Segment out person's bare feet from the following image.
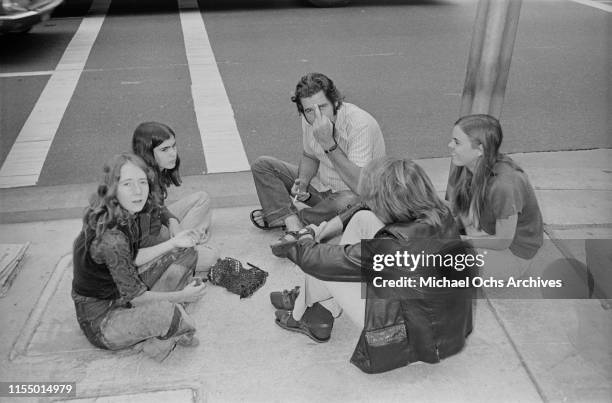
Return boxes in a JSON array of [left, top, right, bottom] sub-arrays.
[[251, 210, 266, 227]]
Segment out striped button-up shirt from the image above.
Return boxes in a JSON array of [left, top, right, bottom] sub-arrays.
[[302, 102, 385, 192]]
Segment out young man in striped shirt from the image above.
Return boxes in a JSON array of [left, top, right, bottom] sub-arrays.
[[250, 72, 385, 233]]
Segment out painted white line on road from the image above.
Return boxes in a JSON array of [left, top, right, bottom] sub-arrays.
[[568, 0, 612, 12], [177, 0, 250, 173], [0, 0, 110, 188], [0, 71, 54, 78]]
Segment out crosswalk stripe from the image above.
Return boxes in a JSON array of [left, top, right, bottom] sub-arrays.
[[177, 0, 250, 173], [0, 0, 111, 188]]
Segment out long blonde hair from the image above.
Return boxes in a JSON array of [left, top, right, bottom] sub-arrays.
[[358, 157, 451, 227]]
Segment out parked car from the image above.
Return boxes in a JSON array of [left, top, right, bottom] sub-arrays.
[[0, 0, 64, 34], [0, 0, 346, 35]]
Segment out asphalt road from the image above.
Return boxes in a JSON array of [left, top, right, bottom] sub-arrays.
[[0, 0, 609, 187]]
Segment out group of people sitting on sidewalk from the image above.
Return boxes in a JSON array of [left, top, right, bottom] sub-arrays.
[[71, 72, 543, 368]]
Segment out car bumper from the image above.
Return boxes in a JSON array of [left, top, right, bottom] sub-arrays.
[[0, 0, 64, 33]]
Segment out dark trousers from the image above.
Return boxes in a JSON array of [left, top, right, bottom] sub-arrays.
[[251, 156, 360, 226]]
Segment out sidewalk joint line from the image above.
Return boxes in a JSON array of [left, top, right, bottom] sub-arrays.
[[485, 298, 549, 403], [9, 254, 72, 361], [545, 223, 612, 230]]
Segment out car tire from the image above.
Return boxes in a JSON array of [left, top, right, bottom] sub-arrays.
[[306, 0, 350, 7]]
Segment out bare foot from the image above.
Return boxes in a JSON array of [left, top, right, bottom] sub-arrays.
[[252, 210, 284, 229]]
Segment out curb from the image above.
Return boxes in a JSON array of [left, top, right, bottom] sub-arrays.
[[0, 171, 258, 224]]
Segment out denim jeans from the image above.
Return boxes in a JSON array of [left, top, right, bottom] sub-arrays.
[[167, 191, 212, 243], [251, 156, 360, 226], [73, 247, 197, 351]]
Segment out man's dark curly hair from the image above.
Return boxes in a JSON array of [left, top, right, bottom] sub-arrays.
[[291, 72, 344, 115]]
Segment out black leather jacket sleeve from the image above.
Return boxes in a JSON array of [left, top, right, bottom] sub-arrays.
[[286, 238, 365, 282], [337, 201, 370, 230]]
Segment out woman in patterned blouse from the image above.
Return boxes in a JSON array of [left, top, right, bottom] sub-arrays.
[[72, 153, 207, 361]]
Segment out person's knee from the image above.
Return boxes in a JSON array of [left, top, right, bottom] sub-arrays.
[[349, 210, 379, 226], [193, 191, 211, 207], [251, 156, 277, 174], [147, 301, 176, 324], [341, 210, 384, 244]]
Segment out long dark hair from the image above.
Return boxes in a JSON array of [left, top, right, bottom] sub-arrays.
[[132, 122, 182, 200], [84, 153, 161, 238], [448, 114, 522, 228]]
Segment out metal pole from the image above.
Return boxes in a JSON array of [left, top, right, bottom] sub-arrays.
[[447, 0, 522, 201], [460, 0, 522, 119]]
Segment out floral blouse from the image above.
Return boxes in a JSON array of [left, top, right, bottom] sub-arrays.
[[89, 228, 147, 305]]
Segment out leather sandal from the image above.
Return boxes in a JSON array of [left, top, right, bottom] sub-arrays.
[[270, 286, 300, 310], [250, 209, 285, 231], [274, 309, 332, 343], [270, 227, 315, 258]]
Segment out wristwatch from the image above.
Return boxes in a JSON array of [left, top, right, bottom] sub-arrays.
[[324, 142, 338, 154]]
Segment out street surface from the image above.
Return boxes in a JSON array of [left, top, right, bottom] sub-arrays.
[[0, 0, 610, 188]]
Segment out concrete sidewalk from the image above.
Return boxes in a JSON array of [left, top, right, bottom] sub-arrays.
[[0, 149, 610, 402]]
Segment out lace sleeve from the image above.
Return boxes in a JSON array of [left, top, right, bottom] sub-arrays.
[[91, 228, 147, 304]]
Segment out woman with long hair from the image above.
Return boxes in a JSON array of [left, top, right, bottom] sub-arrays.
[[132, 122, 218, 272], [447, 114, 543, 280], [269, 157, 473, 372], [72, 153, 207, 361]]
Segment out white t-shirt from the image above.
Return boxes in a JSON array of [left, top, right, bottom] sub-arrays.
[[302, 102, 385, 192]]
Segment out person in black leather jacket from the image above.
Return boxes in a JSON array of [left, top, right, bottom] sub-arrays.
[[270, 157, 474, 371]]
